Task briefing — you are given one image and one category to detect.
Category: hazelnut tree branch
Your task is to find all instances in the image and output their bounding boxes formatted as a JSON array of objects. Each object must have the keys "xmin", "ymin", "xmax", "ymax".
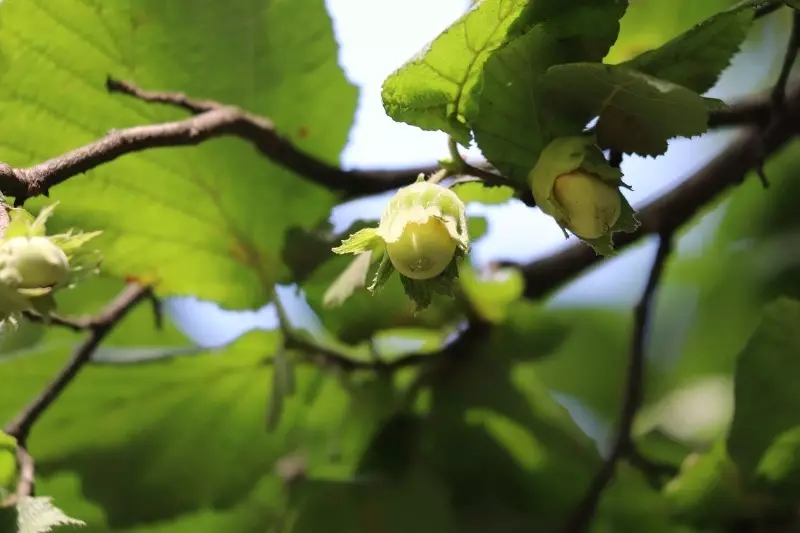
[
  {"xmin": 0, "ymin": 74, "xmax": 777, "ymax": 209},
  {"xmin": 107, "ymin": 77, "xmax": 507, "ymax": 197},
  {"xmin": 562, "ymin": 233, "xmax": 674, "ymax": 533},
  {"xmin": 2, "ymin": 283, "xmax": 152, "ymax": 500}
]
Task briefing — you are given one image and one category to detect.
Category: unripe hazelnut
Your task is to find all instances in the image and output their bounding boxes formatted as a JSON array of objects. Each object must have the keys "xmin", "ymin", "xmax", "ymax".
[
  {"xmin": 0, "ymin": 236, "xmax": 70, "ymax": 288},
  {"xmin": 385, "ymin": 218, "xmax": 457, "ymax": 280},
  {"xmin": 552, "ymin": 171, "xmax": 621, "ymax": 239}
]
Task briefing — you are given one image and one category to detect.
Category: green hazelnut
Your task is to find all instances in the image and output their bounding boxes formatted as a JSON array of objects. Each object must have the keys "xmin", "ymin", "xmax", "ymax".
[
  {"xmin": 552, "ymin": 171, "xmax": 622, "ymax": 239},
  {"xmin": 385, "ymin": 217, "xmax": 457, "ymax": 280},
  {"xmin": 0, "ymin": 236, "xmax": 70, "ymax": 289}
]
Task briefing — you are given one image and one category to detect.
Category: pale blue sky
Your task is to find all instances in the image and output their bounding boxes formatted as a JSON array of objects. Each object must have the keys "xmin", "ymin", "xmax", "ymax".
[{"xmin": 167, "ymin": 0, "xmax": 787, "ymax": 347}]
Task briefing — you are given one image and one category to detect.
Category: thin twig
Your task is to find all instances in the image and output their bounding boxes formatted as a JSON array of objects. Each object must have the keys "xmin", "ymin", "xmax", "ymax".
[
  {"xmin": 516, "ymin": 83, "xmax": 800, "ymax": 300},
  {"xmin": 106, "ymin": 78, "xmax": 219, "ymax": 114},
  {"xmin": 4, "ymin": 283, "xmax": 152, "ymax": 442},
  {"xmin": 561, "ymin": 234, "xmax": 673, "ymax": 533}
]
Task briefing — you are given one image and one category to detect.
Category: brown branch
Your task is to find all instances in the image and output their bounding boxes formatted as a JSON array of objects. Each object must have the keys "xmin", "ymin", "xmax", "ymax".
[
  {"xmin": 4, "ymin": 283, "xmax": 151, "ymax": 443},
  {"xmin": 561, "ymin": 234, "xmax": 673, "ymax": 533},
  {"xmin": 0, "ymin": 107, "xmax": 435, "ymax": 206},
  {"xmin": 516, "ymin": 82, "xmax": 800, "ymax": 300},
  {"xmin": 0, "ymin": 74, "xmax": 783, "ymax": 209},
  {"xmin": 105, "ymin": 76, "xmax": 449, "ymax": 198}
]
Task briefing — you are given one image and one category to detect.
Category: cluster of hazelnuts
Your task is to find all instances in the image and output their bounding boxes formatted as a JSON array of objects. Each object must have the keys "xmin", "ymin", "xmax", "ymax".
[{"xmin": 333, "ymin": 135, "xmax": 625, "ymax": 307}]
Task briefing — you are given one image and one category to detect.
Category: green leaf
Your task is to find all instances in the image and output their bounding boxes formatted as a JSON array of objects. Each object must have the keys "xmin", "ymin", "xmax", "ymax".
[
  {"xmin": 380, "ymin": 0, "xmax": 532, "ymax": 144},
  {"xmin": 424, "ymin": 339, "xmax": 602, "ymax": 529},
  {"xmin": 451, "ymin": 181, "xmax": 515, "ymax": 205},
  {"xmin": 459, "ymin": 264, "xmax": 523, "ymax": 323},
  {"xmin": 539, "ymin": 63, "xmax": 710, "ymax": 156},
  {"xmin": 3, "ymin": 209, "xmax": 37, "ymax": 240},
  {"xmin": 0, "ymin": 330, "xmax": 370, "ymax": 529},
  {"xmin": 0, "ymin": 0, "xmax": 357, "ymax": 309},
  {"xmin": 303, "ymin": 256, "xmax": 461, "ymax": 344},
  {"xmin": 283, "ymin": 220, "xmax": 377, "ymax": 285},
  {"xmin": 323, "ymin": 252, "xmax": 374, "ymax": 308},
  {"xmin": 332, "ymin": 228, "xmax": 382, "ymax": 255},
  {"xmin": 368, "ymin": 252, "xmax": 396, "ymax": 294},
  {"xmin": 755, "ymin": 426, "xmax": 800, "ymax": 501},
  {"xmin": 399, "ymin": 275, "xmax": 435, "ymax": 312},
  {"xmin": 594, "ymin": 465, "xmax": 688, "ymax": 533},
  {"xmin": 728, "ymin": 297, "xmax": 800, "ymax": 480},
  {"xmin": 16, "ymin": 496, "xmax": 86, "ymax": 533},
  {"xmin": 398, "ymin": 256, "xmax": 461, "ymax": 312},
  {"xmin": 469, "ymin": 0, "xmax": 627, "ymax": 182},
  {"xmin": 466, "ymin": 216, "xmax": 488, "ymax": 241},
  {"xmin": 514, "ymin": 305, "xmax": 631, "ymax": 420},
  {"xmin": 0, "ymin": 431, "xmax": 17, "ymax": 497},
  {"xmin": 663, "ymin": 441, "xmax": 750, "ymax": 526},
  {"xmin": 623, "ymin": 1, "xmax": 759, "ymax": 94}
]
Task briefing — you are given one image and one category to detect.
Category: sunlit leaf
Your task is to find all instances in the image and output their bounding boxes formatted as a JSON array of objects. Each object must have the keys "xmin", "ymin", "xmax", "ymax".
[
  {"xmin": 381, "ymin": 0, "xmax": 533, "ymax": 144},
  {"xmin": 0, "ymin": 0, "xmax": 357, "ymax": 309}
]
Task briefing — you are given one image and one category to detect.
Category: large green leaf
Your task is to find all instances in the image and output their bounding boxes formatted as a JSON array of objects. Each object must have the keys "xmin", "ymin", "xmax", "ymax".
[
  {"xmin": 0, "ymin": 328, "xmax": 380, "ymax": 530},
  {"xmin": 623, "ymin": 1, "xmax": 760, "ymax": 94},
  {"xmin": 539, "ymin": 63, "xmax": 709, "ymax": 157},
  {"xmin": 644, "ymin": 144, "xmax": 800, "ymax": 410},
  {"xmin": 380, "ymin": 0, "xmax": 532, "ymax": 144},
  {"xmin": 0, "ymin": 0, "xmax": 357, "ymax": 309},
  {"xmin": 663, "ymin": 441, "xmax": 752, "ymax": 526},
  {"xmin": 728, "ymin": 297, "xmax": 800, "ymax": 480},
  {"xmin": 423, "ymin": 336, "xmax": 602, "ymax": 530},
  {"xmin": 468, "ymin": 0, "xmax": 626, "ymax": 182}
]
